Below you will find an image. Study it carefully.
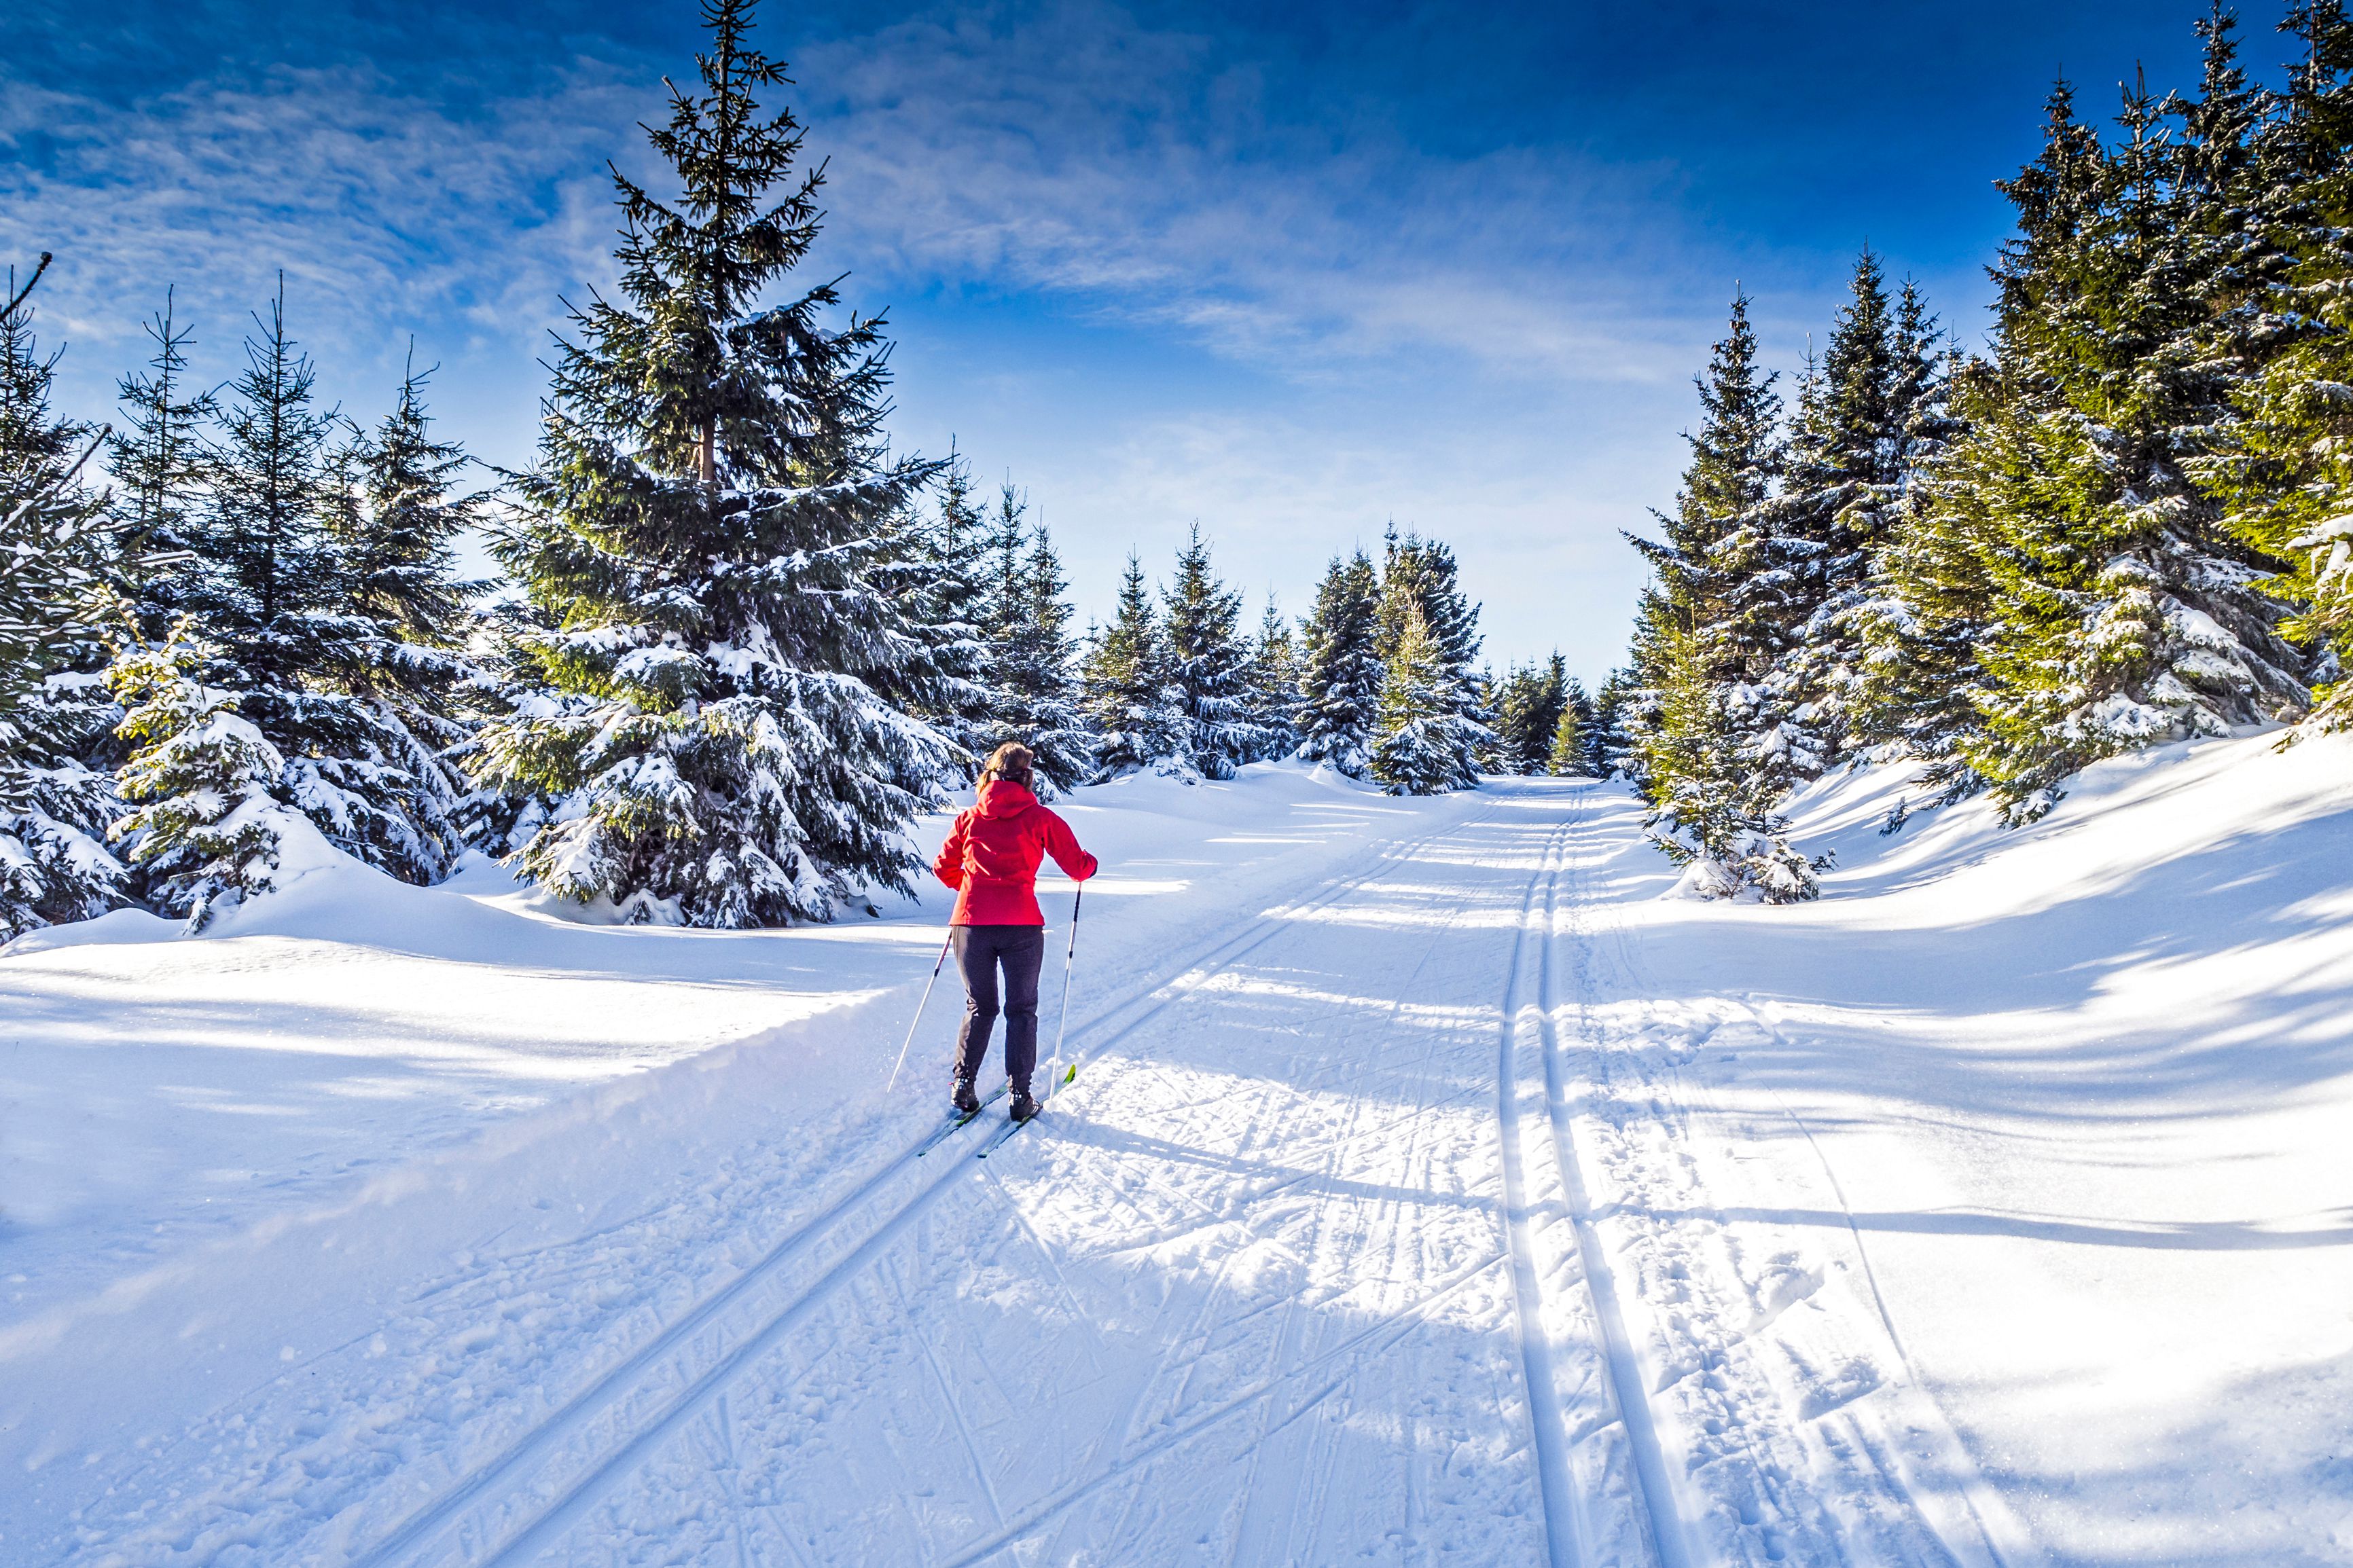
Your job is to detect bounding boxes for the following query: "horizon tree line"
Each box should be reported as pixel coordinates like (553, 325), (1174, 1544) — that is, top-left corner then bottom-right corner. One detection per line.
(0, 0), (1557, 942)
(1598, 2), (2353, 900)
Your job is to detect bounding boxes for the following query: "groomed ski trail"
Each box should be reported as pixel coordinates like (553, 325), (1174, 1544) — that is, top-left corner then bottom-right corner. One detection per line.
(43, 780), (2045, 1568)
(337, 808), (1492, 1568)
(1545, 782), (2038, 1567)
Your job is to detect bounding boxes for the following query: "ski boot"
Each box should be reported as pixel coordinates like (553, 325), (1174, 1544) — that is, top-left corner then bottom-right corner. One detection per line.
(1007, 1085), (1039, 1123)
(952, 1074), (980, 1116)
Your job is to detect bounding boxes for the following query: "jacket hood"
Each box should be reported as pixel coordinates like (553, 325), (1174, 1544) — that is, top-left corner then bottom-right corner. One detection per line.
(974, 778), (1040, 820)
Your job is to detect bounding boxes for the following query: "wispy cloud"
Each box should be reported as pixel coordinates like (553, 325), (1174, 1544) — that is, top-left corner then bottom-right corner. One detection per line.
(0, 0), (1744, 671)
(798, 0), (1717, 384)
(0, 45), (658, 412)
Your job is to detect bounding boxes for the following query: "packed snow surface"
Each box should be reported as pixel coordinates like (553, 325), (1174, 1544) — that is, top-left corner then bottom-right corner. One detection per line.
(3, 743), (2350, 1565)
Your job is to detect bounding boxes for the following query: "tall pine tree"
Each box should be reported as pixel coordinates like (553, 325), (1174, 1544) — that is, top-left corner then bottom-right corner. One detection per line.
(978, 486), (1092, 793)
(122, 283), (471, 894)
(1083, 552), (1184, 777)
(1373, 529), (1487, 790)
(1877, 71), (2302, 820)
(2197, 1), (2353, 730)
(0, 255), (140, 937)
(1766, 249), (1915, 779)
(1636, 617), (1820, 901)
(1370, 601), (1484, 795)
(1244, 597), (1301, 761)
(1492, 653), (1569, 775)
(1161, 527), (1274, 778)
(474, 0), (955, 924)
(904, 447), (994, 767)
(1293, 549), (1382, 776)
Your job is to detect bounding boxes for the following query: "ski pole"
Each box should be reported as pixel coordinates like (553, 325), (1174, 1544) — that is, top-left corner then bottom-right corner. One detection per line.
(1045, 885), (1082, 1102)
(885, 929), (956, 1093)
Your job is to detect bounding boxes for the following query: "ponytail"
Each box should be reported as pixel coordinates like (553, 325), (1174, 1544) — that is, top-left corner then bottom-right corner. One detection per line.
(980, 741), (1036, 792)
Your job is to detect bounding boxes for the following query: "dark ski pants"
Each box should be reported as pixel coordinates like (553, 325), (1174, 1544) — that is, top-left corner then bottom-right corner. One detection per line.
(952, 923), (1046, 1091)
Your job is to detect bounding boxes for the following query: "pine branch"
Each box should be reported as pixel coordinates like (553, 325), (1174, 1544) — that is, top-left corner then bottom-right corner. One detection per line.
(2, 253), (52, 323)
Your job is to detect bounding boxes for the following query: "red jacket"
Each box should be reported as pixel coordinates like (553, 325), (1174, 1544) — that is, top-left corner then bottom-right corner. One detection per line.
(933, 780), (1099, 926)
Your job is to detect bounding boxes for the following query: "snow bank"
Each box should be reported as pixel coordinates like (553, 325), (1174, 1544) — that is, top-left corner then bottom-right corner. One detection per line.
(0, 763), (1457, 1448)
(10, 735), (2351, 1565)
(0, 761), (1423, 1317)
(1579, 727), (2353, 1563)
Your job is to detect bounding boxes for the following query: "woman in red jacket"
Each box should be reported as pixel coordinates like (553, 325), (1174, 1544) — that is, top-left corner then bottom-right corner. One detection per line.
(932, 742), (1099, 1123)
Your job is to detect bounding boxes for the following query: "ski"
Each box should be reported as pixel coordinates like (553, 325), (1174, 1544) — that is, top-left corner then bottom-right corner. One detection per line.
(976, 1110), (1036, 1159)
(916, 1083), (1007, 1157)
(979, 1109), (1054, 1161)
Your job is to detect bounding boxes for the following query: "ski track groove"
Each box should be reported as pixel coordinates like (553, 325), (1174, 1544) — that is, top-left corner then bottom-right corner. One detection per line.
(1215, 820), (1488, 1568)
(472, 1123), (1006, 1567)
(1494, 815), (1587, 1568)
(931, 1249), (1515, 1568)
(1020, 808), (1496, 1564)
(893, 1254), (1009, 1532)
(1552, 783), (2036, 1568)
(346, 805), (1483, 1568)
(1541, 790), (1695, 1568)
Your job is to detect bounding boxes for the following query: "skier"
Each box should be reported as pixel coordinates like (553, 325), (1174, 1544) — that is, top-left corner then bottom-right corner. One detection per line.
(932, 742), (1099, 1124)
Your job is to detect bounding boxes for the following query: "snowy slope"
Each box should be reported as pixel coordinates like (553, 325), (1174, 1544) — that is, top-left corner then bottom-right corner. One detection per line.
(4, 740), (2350, 1565)
(1570, 730), (2353, 1566)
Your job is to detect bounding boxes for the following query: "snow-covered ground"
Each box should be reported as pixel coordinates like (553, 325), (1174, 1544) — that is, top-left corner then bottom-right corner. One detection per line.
(3, 742), (2349, 1565)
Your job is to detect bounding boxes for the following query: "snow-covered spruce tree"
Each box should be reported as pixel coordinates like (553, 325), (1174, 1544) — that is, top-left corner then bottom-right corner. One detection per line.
(0, 445), (132, 938)
(1244, 598), (1301, 763)
(0, 255), (142, 937)
(452, 596), (585, 857)
(1162, 526), (1275, 779)
(1765, 249), (1916, 779)
(1373, 530), (1487, 788)
(901, 448), (994, 767)
(343, 357), (485, 656)
(1907, 72), (2303, 820)
(1018, 524), (1097, 790)
(5, 287), (227, 934)
(1293, 549), (1381, 775)
(1488, 663), (1532, 773)
(1621, 290), (1814, 843)
(1369, 602), (1486, 795)
(1587, 668), (1641, 780)
(1378, 529), (1483, 686)
(1846, 85), (2116, 811)
(109, 289), (216, 588)
(329, 356), (487, 816)
(1623, 292), (1784, 800)
(1547, 688), (1589, 776)
(1846, 292), (1982, 799)
(145, 285), (469, 887)
(2197, 1), (2353, 730)
(107, 623), (309, 932)
(977, 486), (1092, 794)
(475, 0), (956, 925)
(1542, 654), (1573, 767)
(0, 257), (92, 502)
(1083, 552), (1185, 778)
(1636, 618), (1819, 902)
(1492, 654), (1568, 775)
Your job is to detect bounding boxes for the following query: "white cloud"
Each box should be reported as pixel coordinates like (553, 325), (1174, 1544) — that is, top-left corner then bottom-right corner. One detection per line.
(0, 0), (1760, 672)
(0, 50), (658, 428)
(796, 0), (1719, 386)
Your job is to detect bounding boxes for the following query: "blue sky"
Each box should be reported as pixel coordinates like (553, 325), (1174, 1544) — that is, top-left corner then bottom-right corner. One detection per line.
(0, 0), (2288, 679)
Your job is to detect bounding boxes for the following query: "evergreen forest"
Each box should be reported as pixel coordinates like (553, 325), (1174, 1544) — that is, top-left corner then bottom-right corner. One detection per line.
(0, 0), (1505, 940)
(1595, 2), (2353, 900)
(6, 0), (2350, 931)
